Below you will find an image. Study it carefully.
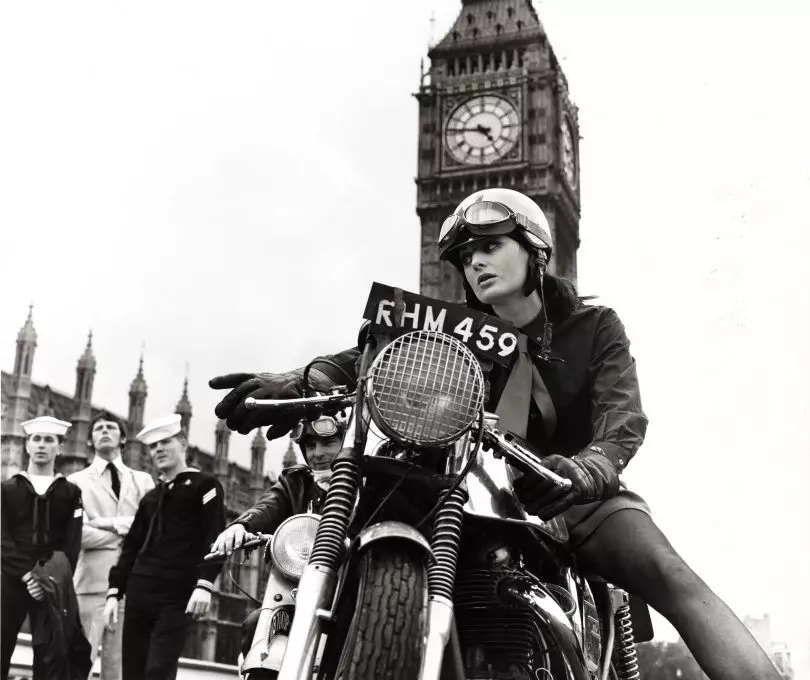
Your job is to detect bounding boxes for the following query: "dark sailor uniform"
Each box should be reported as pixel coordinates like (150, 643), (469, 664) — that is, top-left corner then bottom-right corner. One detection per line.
(107, 469), (225, 680)
(1, 473), (83, 679)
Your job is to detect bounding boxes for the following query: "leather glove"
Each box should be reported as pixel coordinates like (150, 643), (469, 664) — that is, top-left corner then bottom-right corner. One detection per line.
(209, 368), (335, 436)
(513, 449), (620, 521)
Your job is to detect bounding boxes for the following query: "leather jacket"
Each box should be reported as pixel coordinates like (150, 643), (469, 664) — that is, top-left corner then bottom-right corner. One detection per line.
(30, 551), (92, 680)
(231, 466), (326, 534)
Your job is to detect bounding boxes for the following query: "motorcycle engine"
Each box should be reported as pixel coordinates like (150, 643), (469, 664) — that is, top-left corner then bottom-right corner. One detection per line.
(454, 537), (569, 680)
(454, 568), (550, 679)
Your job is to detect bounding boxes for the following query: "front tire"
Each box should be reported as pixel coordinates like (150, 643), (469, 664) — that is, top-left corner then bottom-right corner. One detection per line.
(333, 544), (428, 679)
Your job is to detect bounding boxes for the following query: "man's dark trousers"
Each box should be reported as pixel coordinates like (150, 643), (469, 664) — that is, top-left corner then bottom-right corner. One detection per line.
(121, 575), (195, 680)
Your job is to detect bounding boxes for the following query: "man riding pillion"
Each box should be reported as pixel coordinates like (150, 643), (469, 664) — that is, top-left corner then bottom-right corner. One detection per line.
(209, 188), (780, 680)
(208, 414), (347, 660)
(209, 414), (347, 557)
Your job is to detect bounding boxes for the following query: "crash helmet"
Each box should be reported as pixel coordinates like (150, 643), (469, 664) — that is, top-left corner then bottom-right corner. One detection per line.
(438, 188), (553, 265)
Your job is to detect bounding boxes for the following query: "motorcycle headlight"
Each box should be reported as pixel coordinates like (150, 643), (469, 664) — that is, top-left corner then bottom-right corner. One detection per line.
(367, 330), (485, 447)
(270, 514), (320, 581)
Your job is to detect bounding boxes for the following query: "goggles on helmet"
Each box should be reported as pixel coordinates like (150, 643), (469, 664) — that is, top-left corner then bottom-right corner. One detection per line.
(290, 415), (342, 443)
(438, 200), (552, 260)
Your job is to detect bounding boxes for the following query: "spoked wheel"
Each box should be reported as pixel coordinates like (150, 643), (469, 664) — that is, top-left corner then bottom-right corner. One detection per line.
(329, 543), (428, 680)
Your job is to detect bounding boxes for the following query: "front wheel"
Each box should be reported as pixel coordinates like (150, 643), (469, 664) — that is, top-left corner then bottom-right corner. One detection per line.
(331, 543), (428, 680)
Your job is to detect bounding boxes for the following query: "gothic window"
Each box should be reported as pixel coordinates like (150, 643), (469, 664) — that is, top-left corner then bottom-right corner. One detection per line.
(495, 23), (503, 36)
(472, 28), (479, 40)
(448, 60), (456, 76)
(470, 53), (479, 73)
(24, 350), (31, 374)
(507, 7), (514, 18)
(518, 48), (526, 67)
(493, 51), (502, 70)
(467, 13), (475, 25)
(517, 20), (524, 31)
(487, 11), (494, 20)
(452, 31), (460, 41)
(506, 50), (514, 69)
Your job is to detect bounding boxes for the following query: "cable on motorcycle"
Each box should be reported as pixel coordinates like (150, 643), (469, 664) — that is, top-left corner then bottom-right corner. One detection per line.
(414, 406), (486, 531)
(225, 550), (267, 606)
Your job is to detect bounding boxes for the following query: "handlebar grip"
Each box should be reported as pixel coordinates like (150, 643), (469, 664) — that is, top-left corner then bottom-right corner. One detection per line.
(203, 533), (272, 561)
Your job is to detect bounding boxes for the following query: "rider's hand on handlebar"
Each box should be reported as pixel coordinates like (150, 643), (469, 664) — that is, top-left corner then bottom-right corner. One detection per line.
(514, 451), (620, 520)
(210, 523), (253, 557)
(209, 368), (335, 436)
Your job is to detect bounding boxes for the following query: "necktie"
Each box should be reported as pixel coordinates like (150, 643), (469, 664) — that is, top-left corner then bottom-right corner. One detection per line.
(495, 333), (558, 438)
(107, 462), (121, 499)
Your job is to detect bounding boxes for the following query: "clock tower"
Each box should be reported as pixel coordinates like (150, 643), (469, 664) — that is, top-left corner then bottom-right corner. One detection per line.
(415, 0), (581, 302)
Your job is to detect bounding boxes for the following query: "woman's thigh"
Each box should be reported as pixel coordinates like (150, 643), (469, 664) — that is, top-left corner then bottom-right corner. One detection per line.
(572, 508), (702, 610)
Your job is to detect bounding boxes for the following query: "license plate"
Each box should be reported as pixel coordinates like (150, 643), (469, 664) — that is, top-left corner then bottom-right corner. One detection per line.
(362, 282), (519, 367)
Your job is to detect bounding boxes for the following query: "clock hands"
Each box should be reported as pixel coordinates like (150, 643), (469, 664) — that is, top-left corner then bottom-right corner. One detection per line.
(447, 124), (494, 141)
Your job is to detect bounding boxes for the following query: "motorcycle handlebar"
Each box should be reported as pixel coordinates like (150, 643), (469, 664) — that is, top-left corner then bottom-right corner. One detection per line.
(203, 532), (273, 561)
(482, 426), (573, 491)
(244, 395), (569, 491)
(245, 392), (356, 410)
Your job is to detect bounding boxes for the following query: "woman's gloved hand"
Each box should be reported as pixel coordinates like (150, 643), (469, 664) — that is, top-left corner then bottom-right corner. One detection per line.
(209, 368), (335, 436)
(513, 448), (620, 520)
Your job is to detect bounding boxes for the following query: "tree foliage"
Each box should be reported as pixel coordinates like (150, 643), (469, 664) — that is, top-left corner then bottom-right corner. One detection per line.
(634, 640), (706, 680)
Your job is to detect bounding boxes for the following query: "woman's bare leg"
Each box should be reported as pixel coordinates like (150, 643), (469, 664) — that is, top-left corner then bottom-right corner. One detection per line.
(574, 510), (779, 680)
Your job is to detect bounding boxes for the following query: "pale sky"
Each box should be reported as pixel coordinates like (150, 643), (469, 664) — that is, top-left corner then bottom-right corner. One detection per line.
(1, 1), (808, 675)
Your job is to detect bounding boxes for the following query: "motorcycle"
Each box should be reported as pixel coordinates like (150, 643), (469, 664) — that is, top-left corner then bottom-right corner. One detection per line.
(225, 284), (653, 680)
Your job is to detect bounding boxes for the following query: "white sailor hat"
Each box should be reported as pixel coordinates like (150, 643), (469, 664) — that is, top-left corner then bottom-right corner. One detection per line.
(136, 414), (183, 446)
(21, 416), (72, 437)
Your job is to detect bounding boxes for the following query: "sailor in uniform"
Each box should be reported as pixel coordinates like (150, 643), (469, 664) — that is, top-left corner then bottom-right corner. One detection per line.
(103, 414), (225, 680)
(1, 416), (85, 679)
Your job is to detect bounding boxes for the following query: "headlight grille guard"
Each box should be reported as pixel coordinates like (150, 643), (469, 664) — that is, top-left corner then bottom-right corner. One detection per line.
(365, 330), (485, 448)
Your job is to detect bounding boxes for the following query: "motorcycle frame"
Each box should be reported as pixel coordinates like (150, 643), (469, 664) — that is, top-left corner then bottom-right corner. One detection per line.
(264, 334), (606, 680)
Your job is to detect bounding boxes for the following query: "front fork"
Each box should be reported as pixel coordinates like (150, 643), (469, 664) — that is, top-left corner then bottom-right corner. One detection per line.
(419, 485), (468, 680)
(279, 437), (471, 680)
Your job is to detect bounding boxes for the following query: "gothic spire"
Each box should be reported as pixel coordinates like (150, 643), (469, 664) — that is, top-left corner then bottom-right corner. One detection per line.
(129, 351), (147, 396)
(175, 367), (193, 437)
(77, 330), (97, 370)
(17, 304), (37, 344)
(251, 428), (267, 454)
(175, 373), (192, 417)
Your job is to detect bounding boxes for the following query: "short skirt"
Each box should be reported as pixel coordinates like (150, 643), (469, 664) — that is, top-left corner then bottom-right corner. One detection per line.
(562, 486), (651, 548)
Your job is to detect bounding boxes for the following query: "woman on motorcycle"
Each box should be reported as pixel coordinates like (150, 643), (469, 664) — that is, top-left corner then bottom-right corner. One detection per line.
(210, 188), (778, 680)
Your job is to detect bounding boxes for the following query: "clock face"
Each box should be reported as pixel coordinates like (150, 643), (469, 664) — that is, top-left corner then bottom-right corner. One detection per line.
(561, 119), (576, 186)
(445, 95), (521, 166)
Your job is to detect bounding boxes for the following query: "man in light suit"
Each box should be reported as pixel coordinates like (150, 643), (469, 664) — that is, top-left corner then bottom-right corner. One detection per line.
(69, 411), (154, 680)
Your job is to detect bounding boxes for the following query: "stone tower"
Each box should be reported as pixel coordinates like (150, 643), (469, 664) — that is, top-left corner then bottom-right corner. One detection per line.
(175, 374), (193, 440)
(62, 331), (96, 474)
(415, 0), (581, 302)
(214, 418), (230, 485)
(125, 354), (148, 468)
(1, 306), (38, 478)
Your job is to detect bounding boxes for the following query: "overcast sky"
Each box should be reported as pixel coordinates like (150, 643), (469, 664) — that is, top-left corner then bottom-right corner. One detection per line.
(1, 0), (808, 674)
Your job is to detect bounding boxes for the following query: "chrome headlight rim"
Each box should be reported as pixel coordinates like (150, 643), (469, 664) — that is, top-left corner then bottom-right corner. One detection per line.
(269, 513), (321, 582)
(366, 330), (485, 448)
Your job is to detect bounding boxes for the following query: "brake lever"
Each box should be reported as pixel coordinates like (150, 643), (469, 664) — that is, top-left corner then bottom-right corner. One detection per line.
(482, 427), (572, 491)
